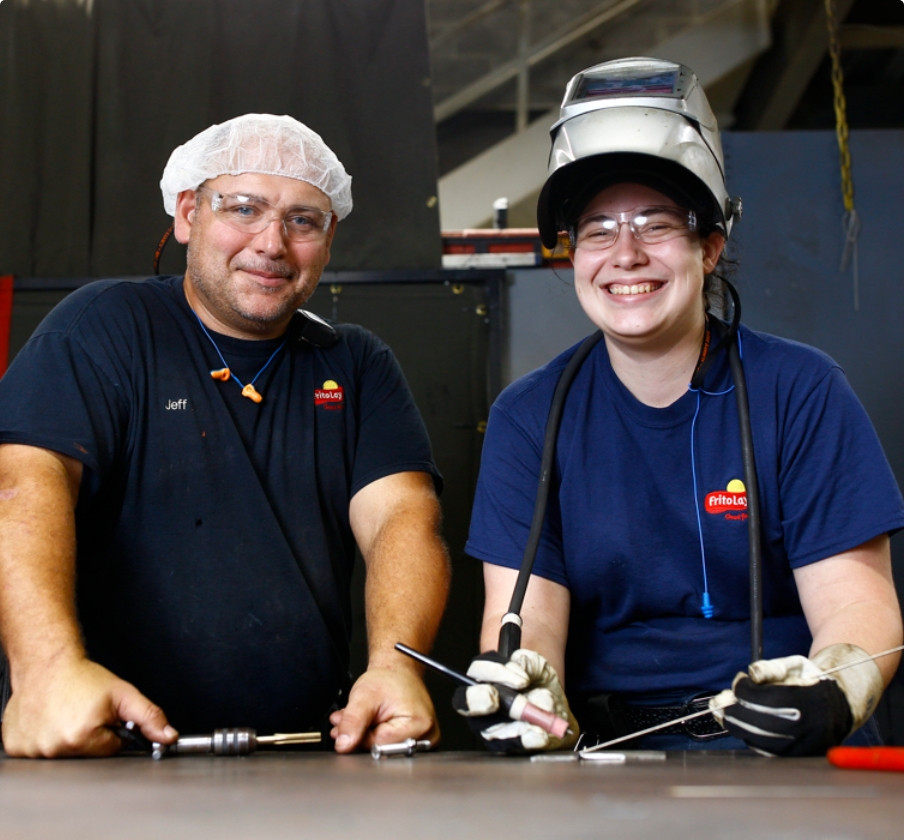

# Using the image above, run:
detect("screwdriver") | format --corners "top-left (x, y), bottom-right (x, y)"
top-left (395, 642), bottom-right (571, 739)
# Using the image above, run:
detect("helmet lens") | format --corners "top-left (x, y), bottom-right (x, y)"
top-left (573, 66), bottom-right (681, 103)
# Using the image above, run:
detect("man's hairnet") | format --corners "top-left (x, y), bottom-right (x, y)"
top-left (160, 114), bottom-right (353, 220)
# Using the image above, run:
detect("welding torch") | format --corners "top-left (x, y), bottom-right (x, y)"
top-left (116, 722), bottom-right (321, 759)
top-left (395, 642), bottom-right (571, 739)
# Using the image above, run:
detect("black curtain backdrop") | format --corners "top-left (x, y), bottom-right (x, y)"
top-left (0, 0), bottom-right (442, 277)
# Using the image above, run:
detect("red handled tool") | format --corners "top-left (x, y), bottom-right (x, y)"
top-left (828, 747), bottom-right (904, 772)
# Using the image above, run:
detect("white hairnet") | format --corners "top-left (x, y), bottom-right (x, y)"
top-left (160, 114), bottom-right (353, 219)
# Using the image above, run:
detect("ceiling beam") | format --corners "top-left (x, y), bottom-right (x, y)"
top-left (733, 0), bottom-right (857, 130)
top-left (433, 0), bottom-right (644, 124)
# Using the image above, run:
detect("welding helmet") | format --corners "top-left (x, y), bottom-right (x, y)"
top-left (536, 57), bottom-right (741, 248)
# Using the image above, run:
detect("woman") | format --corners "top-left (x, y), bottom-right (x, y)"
top-left (458, 57), bottom-right (903, 755)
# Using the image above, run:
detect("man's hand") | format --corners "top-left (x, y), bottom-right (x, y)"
top-left (453, 649), bottom-right (577, 754)
top-left (342, 472), bottom-right (448, 754)
top-left (328, 667), bottom-right (439, 754)
top-left (709, 644), bottom-right (883, 757)
top-left (1, 656), bottom-right (177, 758)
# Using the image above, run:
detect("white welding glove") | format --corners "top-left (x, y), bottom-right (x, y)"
top-left (452, 649), bottom-right (578, 753)
top-left (709, 643), bottom-right (883, 757)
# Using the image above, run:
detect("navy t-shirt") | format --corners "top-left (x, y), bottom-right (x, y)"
top-left (467, 325), bottom-right (904, 704)
top-left (0, 276), bottom-right (440, 733)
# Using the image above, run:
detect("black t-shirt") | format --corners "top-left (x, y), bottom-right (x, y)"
top-left (0, 276), bottom-right (440, 732)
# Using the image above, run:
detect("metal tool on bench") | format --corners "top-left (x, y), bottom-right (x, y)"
top-left (371, 738), bottom-right (433, 759)
top-left (116, 721), bottom-right (321, 758)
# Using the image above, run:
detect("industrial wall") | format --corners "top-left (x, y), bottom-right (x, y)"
top-left (0, 0), bottom-right (442, 275)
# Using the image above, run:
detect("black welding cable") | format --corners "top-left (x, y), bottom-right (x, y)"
top-left (728, 340), bottom-right (764, 662)
top-left (722, 279), bottom-right (764, 662)
top-left (498, 329), bottom-right (604, 659)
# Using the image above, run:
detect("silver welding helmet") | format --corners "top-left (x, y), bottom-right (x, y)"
top-left (536, 57), bottom-right (741, 248)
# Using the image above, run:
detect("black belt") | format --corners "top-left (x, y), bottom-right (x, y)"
top-left (621, 695), bottom-right (728, 740)
top-left (573, 692), bottom-right (728, 746)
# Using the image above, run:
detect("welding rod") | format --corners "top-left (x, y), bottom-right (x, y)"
top-left (395, 642), bottom-right (571, 739)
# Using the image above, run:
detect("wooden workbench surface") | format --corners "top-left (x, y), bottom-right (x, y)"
top-left (1, 749), bottom-right (901, 838)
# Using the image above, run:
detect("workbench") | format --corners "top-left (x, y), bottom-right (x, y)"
top-left (1, 749), bottom-right (901, 839)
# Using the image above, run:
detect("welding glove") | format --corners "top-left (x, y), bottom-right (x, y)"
top-left (452, 649), bottom-right (578, 754)
top-left (709, 643), bottom-right (883, 757)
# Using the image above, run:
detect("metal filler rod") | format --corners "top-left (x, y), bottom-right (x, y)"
top-left (579, 644), bottom-right (904, 756)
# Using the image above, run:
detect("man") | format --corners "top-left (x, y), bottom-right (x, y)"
top-left (0, 114), bottom-right (450, 758)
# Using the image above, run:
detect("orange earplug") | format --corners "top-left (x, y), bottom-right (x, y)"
top-left (241, 384), bottom-right (263, 403)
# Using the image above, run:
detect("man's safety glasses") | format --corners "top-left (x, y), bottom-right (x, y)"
top-left (197, 187), bottom-right (333, 242)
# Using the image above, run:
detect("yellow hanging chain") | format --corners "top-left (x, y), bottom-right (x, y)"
top-left (825, 0), bottom-right (860, 309)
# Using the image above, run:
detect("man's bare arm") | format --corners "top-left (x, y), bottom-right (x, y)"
top-left (0, 444), bottom-right (175, 756)
top-left (330, 471), bottom-right (450, 752)
top-left (0, 444), bottom-right (84, 680)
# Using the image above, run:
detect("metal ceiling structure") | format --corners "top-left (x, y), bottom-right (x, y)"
top-left (428, 0), bottom-right (904, 229)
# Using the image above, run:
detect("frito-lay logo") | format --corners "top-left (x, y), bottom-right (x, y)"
top-left (705, 479), bottom-right (748, 521)
top-left (314, 379), bottom-right (344, 410)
